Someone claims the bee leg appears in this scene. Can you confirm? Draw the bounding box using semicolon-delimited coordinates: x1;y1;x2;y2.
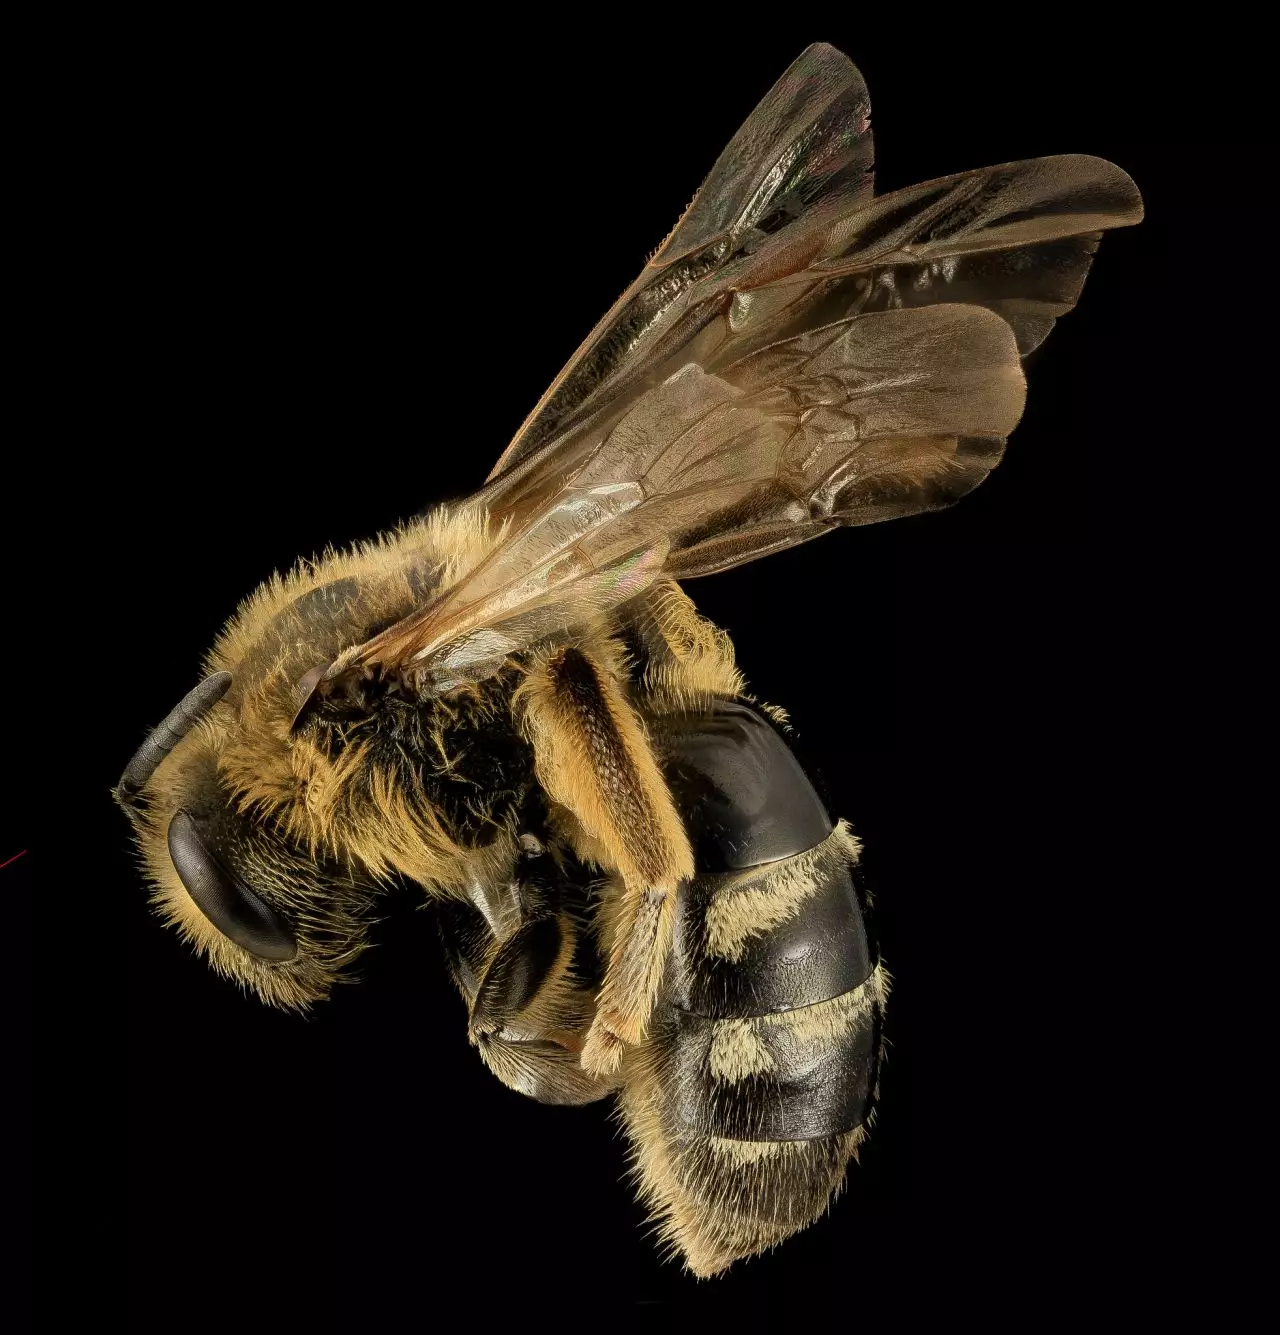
515;637;693;1076
580;879;677;1077
466;905;623;1104
436;842;621;1107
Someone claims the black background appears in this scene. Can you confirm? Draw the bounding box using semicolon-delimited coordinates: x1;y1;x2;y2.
25;17;1179;1325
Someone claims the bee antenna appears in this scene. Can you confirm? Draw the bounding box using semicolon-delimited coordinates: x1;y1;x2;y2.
115;672;233;805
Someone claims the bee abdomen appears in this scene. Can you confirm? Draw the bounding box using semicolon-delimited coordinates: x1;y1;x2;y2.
624;968;887;1274
656;829;884;1143
658;698;834;874
669;838;873;1020
665;966;885;1142
623;699;885;1273
653;698;883;1140
624;835;887;1275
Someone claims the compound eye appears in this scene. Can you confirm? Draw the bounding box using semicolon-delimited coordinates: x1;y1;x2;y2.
166;810;297;961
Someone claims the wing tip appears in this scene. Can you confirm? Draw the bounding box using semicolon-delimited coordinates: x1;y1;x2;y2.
1044;152;1145;226
785;41;868;98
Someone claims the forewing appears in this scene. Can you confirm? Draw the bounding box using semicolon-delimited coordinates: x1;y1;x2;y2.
487;42;875;481
693;151;1144;361
338;303;1024;692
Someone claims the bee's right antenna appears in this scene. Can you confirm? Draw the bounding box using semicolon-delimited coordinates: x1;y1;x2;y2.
115;672;233;807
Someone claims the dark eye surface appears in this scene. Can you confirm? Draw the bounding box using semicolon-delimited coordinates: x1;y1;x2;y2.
167;810;298;961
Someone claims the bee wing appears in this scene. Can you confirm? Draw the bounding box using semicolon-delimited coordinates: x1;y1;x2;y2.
480;146;1141;527
334;301;1026;693
487;42;876;483
303;46;1141;701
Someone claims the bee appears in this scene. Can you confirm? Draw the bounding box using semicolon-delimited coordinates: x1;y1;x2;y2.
115;43;1141;1276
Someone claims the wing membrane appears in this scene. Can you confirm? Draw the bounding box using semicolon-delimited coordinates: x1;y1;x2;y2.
487;42;874;480
338;304;1023;691
478;151;1140;528
307;46;1141;703
711;152;1142;357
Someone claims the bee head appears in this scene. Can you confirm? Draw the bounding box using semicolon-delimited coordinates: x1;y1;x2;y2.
115;670;381;1009
115;512;528;1008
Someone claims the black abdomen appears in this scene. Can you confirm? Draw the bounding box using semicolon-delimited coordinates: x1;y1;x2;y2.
653;699;885;1142
661;698;834;872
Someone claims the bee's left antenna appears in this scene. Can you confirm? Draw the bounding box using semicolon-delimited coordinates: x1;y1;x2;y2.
115;672;233;806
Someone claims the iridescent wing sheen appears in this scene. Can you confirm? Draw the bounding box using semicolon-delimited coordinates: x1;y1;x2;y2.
308;45;1141;700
